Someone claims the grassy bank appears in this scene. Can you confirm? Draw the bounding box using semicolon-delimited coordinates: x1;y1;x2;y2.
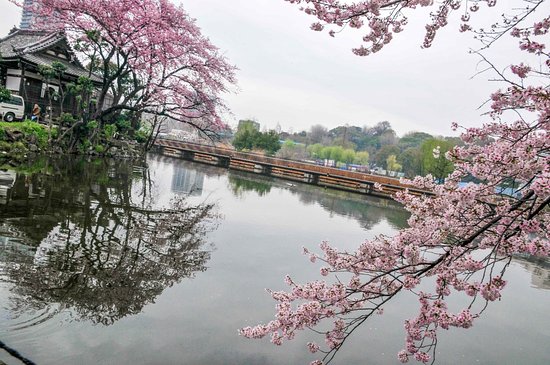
0;121;53;166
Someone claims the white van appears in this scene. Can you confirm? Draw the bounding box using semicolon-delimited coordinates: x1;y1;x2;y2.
0;95;25;122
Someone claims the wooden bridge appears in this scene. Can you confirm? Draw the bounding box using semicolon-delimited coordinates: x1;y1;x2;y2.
153;139;429;199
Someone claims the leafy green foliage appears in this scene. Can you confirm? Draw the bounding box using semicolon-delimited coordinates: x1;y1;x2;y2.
104;124;117;140
258;130;281;155
353;151;369;165
0;121;50;148
342;149;355;164
386;154;402;172
94;144;105;153
114;114;132;135
398;147;423;178
305;144;369;166
51;61;68;74
38;64;57;80
0;86;11;103
327;123;396;151
420;138;456;181
397;131;433;151
59;113;77;125
86;120;98;130
278;121;462;179
134;127;150;144
78;139;92;154
277;140;307;160
67;76;95;121
306;143;324;159
374;145;400;169
232;123;281;155
326;145;344;162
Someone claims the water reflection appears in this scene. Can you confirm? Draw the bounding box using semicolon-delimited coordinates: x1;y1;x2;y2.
0;157;218;326
226;169;409;230
289;185;409;230
0;156;548;365
0;170;16;204
515;255;550;290
153;155;407;233
228;174;272;197
171;165;204;196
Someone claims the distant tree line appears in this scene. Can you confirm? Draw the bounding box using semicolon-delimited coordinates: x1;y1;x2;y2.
233;120;459;179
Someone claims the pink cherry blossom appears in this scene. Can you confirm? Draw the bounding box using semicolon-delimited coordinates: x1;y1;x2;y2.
242;5;549;364
28;0;236;133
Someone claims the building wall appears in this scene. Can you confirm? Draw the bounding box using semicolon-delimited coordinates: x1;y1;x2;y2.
1;62;84;119
22;77;79;119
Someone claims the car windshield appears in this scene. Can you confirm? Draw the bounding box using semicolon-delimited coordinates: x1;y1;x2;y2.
7;97;23;106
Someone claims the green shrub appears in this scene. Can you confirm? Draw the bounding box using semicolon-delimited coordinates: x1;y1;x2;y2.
0;86;11;103
97;173;109;184
60;113;76;125
104;124;117;140
11;141;27;154
134;128;149;144
0;141;12;152
94;144;105;153
77;139;91;154
86;120;98;130
19;121;48;147
114;115;132;134
0;121;49;148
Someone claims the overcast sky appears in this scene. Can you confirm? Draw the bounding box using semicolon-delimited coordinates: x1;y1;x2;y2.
1;0;547;136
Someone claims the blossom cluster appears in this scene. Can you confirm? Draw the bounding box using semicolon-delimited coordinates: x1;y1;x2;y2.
242;8;549;364
281;0;543;55
30;0;236;132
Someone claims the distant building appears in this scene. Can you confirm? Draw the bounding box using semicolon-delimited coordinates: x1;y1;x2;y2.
20;0;35;30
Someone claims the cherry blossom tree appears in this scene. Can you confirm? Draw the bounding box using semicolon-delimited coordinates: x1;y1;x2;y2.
21;0;236;137
241;1;549;364
280;0;547;56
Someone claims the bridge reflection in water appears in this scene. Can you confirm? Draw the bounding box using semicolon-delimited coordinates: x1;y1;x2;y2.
154;139;429;199
0;156;548;365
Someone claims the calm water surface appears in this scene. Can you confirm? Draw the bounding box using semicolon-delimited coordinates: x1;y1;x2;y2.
0;155;548;365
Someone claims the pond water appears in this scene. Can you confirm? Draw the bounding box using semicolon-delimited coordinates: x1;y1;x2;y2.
0;155;548;365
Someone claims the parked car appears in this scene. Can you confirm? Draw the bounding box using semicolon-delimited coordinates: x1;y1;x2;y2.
0;95;25;122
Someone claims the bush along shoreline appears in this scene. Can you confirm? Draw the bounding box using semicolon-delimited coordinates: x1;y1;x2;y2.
0;120;144;167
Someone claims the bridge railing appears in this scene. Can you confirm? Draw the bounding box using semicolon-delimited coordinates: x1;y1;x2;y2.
155;139;430;197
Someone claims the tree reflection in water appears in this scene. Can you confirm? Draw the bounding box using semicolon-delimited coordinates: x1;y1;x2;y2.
226;170;409;230
0;156;218;326
228;173;272;198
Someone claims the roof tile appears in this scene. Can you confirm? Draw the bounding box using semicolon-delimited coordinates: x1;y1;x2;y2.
0;29;101;83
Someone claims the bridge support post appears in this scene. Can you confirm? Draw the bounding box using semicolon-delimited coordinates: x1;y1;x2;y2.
182;151;195;161
366;183;374;195
218;156;231;168
303;173;315;183
253;164;265;174
310;173;319;185
358;183;369;194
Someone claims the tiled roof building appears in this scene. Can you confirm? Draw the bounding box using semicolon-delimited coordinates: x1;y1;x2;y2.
0;29;102;118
